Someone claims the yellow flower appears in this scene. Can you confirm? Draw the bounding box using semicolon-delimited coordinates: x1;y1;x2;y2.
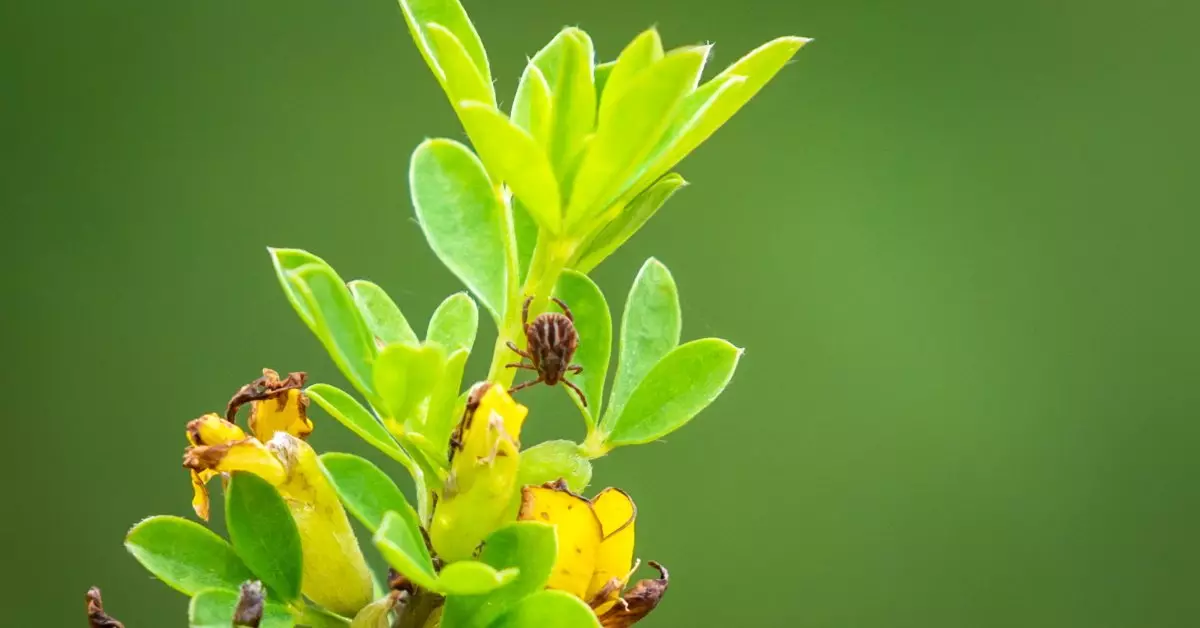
182;369;372;616
518;480;669;627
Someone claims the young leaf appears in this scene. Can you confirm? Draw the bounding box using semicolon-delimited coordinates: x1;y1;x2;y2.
348;280;419;347
633;36;810;191
437;561;519;595
441;521;558;628
532;28;596;185
593;60;616;103
410;139;512;324
603;258;681;431
511;62;553;148
491;590;602;628
459;101;562;233
395;0;492;96
427;291;479;354
374;342;446;421
424;348;470;456
597;28;664;127
518;440;593;492
350;593;399;628
552;271;612;425
426;23;495;108
298;605;353;627
225;473;304;602
564;45;709;230
269;250;379;401
510;199;539;285
573;173;688;274
306;384;411;468
604;338;743;447
320;453;416;534
125;516;255;596
188;588;294;628
374;510;438;591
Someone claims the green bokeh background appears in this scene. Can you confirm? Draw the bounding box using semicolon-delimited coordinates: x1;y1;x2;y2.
2;0;1196;625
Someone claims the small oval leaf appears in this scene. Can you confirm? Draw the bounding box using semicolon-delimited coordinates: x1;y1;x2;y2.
426;23;495;108
518;440;593;493
511;62;553;148
574;173;688;274
348;280;419;347
532;28;596;186
552;271;612;425
374;510;438;591
427;291;479;355
436;561;519;596
225;472;304;602
305;384;411;468
604;338;743;447
597;28;664;127
188;588;294;628
125;516;255;596
320;453;416;534
491;589;601;628
396;0;492;95
374;342;446;422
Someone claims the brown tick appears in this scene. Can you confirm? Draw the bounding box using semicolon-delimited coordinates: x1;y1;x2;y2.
506;296;587;407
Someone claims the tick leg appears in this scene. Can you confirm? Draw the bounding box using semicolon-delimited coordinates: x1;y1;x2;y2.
567;364;584;374
506;340;533;360
561;377;589;409
505;362;537;370
521;296;534;326
551;297;574;321
508;375;544;395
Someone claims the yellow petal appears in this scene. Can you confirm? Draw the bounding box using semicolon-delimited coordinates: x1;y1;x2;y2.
459;384;528;463
186;413;246;447
184;438;288;486
518;481;603;598
189;468;219;521
587;487;638;600
249;388;313;442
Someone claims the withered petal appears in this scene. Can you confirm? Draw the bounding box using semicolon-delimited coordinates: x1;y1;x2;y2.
597;562;669;628
86;587;125;628
225;368;307;423
233;580;266;627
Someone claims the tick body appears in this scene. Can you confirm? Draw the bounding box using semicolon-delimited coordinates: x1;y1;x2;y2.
506;296;587;407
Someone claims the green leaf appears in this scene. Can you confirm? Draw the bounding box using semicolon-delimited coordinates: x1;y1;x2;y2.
603;258;681;431
424;348;470;457
410;139;512;324
510;199;539;285
597;29;664;127
225;472;303;602
632;36;810;192
425;23;495;107
306;384;410;467
490;590;601;628
374;342;446;421
532;28;596;186
374;510;438;591
298;605;353;627
348;280;419;347
395;0;492;97
517;440;593;492
552;271;611;425
427;291;479;354
459;101;562;234
574;173;688;273
564;45;709;230
188;588;293;628
605;338;743;447
442;522;558;628
270;249;378;401
350;593;399;628
437;561;519;595
511;62;553;148
593;60;616;102
125;516;255;596
321;453;417;534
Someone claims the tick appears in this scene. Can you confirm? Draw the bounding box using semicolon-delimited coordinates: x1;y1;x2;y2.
506;296;587;407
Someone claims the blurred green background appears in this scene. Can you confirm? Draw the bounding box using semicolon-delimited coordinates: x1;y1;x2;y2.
2;0;1197;625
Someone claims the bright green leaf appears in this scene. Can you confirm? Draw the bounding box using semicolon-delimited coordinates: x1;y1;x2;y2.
564;45;709;230
395;0;492;96
424;348;470;458
532;28;596;186
510;199;539;285
125;516;255;596
374;342;446;421
459;101;562;234
410;139;512;324
605;338;743;447
517;440;593;492
603;258;681;431
442;521;558;628
225;473;303;602
490;589;601;628
350;592;400;628
298;605;353;627
425;23;494;108
427;291;479;354
374;510;438;591
306;384;410;467
348;280;418;347
573;173;688;274
188;588;293;628
597;28;664;127
320;453;416;534
593;60;616;102
511;62;552;148
437;561;519;596
552;271;611;425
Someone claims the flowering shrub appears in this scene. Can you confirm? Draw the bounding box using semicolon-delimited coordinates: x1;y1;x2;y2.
91;1;808;625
